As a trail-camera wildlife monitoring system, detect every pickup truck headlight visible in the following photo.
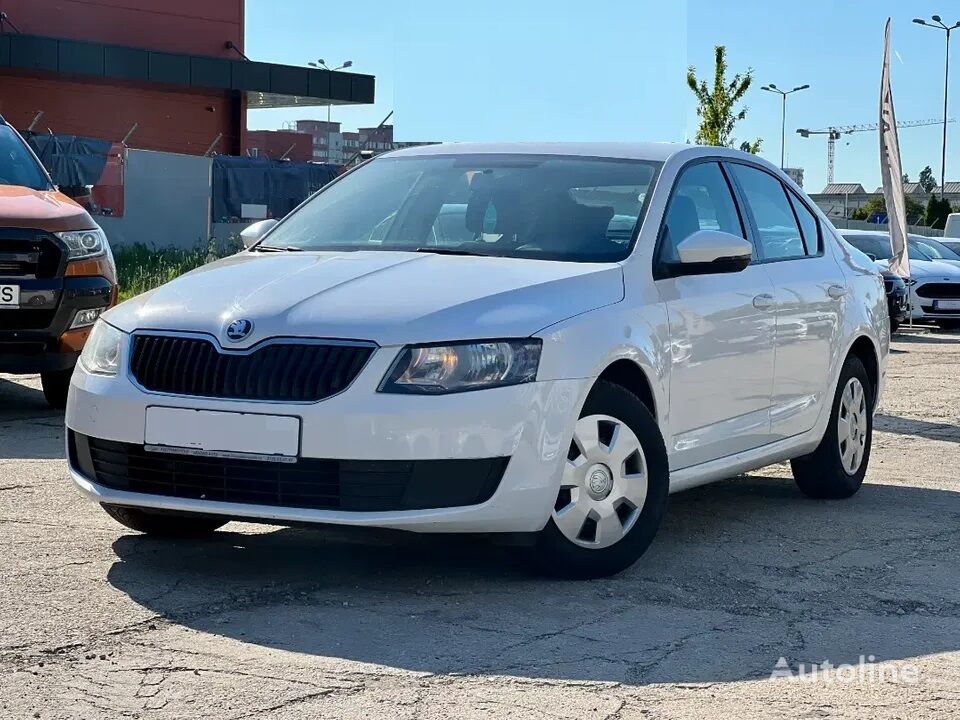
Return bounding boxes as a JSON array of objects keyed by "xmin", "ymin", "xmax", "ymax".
[
  {"xmin": 380, "ymin": 339, "xmax": 541, "ymax": 394},
  {"xmin": 79, "ymin": 320, "xmax": 124, "ymax": 376},
  {"xmin": 55, "ymin": 228, "xmax": 108, "ymax": 261}
]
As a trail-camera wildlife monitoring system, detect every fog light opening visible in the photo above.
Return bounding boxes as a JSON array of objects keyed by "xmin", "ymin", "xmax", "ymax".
[{"xmin": 70, "ymin": 307, "xmax": 104, "ymax": 330}]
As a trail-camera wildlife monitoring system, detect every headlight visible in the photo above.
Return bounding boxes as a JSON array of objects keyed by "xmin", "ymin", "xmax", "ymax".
[
  {"xmin": 380, "ymin": 339, "xmax": 541, "ymax": 394},
  {"xmin": 79, "ymin": 320, "xmax": 124, "ymax": 376},
  {"xmin": 55, "ymin": 228, "xmax": 107, "ymax": 261}
]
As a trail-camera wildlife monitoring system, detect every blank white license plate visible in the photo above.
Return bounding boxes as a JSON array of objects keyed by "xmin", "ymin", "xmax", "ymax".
[
  {"xmin": 144, "ymin": 407, "xmax": 300, "ymax": 462},
  {"xmin": 934, "ymin": 299, "xmax": 960, "ymax": 310},
  {"xmin": 0, "ymin": 284, "xmax": 19, "ymax": 307}
]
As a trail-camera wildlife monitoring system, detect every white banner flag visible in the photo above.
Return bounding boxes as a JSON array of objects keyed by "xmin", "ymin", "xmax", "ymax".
[{"xmin": 880, "ymin": 18, "xmax": 910, "ymax": 278}]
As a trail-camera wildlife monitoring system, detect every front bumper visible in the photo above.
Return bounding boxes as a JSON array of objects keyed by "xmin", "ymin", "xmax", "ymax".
[
  {"xmin": 65, "ymin": 346, "xmax": 588, "ymax": 533},
  {"xmin": 0, "ymin": 275, "xmax": 113, "ymax": 374},
  {"xmin": 887, "ymin": 288, "xmax": 909, "ymax": 323},
  {"xmin": 909, "ymin": 281, "xmax": 960, "ymax": 320}
]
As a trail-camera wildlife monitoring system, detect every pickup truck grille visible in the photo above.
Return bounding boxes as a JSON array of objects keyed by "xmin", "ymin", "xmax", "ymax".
[
  {"xmin": 0, "ymin": 231, "xmax": 63, "ymax": 279},
  {"xmin": 130, "ymin": 334, "xmax": 375, "ymax": 402},
  {"xmin": 0, "ymin": 309, "xmax": 56, "ymax": 331}
]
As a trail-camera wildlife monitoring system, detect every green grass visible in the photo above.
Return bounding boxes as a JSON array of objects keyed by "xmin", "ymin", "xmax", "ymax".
[{"xmin": 115, "ymin": 237, "xmax": 243, "ymax": 302}]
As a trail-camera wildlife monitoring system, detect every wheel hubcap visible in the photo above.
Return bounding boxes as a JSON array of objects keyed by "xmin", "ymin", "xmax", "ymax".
[
  {"xmin": 837, "ymin": 377, "xmax": 868, "ymax": 475},
  {"xmin": 553, "ymin": 414, "xmax": 648, "ymax": 549}
]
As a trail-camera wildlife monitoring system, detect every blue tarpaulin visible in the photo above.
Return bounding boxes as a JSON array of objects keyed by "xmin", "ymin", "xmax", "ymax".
[
  {"xmin": 212, "ymin": 156, "xmax": 340, "ymax": 222},
  {"xmin": 23, "ymin": 132, "xmax": 111, "ymax": 188}
]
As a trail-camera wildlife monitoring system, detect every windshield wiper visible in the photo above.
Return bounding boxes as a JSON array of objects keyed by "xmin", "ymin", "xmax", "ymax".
[
  {"xmin": 414, "ymin": 246, "xmax": 494, "ymax": 257},
  {"xmin": 254, "ymin": 245, "xmax": 303, "ymax": 253}
]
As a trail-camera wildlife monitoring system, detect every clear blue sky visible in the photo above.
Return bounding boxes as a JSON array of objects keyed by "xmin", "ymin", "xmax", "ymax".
[{"xmin": 247, "ymin": 0, "xmax": 956, "ymax": 192}]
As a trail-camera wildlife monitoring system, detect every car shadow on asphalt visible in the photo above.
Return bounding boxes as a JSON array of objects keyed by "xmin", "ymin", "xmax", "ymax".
[
  {"xmin": 876, "ymin": 414, "xmax": 960, "ymax": 444},
  {"xmin": 893, "ymin": 331, "xmax": 960, "ymax": 345},
  {"xmin": 0, "ymin": 376, "xmax": 65, "ymax": 460},
  {"xmin": 105, "ymin": 474, "xmax": 960, "ymax": 685}
]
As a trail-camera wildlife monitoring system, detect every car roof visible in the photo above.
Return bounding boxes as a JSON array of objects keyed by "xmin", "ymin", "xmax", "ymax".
[{"xmin": 386, "ymin": 141, "xmax": 751, "ymax": 164}]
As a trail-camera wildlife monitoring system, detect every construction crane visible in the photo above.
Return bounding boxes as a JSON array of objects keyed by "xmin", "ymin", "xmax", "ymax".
[{"xmin": 796, "ymin": 118, "xmax": 956, "ymax": 184}]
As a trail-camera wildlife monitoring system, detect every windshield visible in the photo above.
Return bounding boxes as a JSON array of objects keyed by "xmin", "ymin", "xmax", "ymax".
[
  {"xmin": 909, "ymin": 236, "xmax": 960, "ymax": 261},
  {"xmin": 258, "ymin": 154, "xmax": 661, "ymax": 262},
  {"xmin": 841, "ymin": 233, "xmax": 895, "ymax": 260},
  {"xmin": 0, "ymin": 125, "xmax": 51, "ymax": 191}
]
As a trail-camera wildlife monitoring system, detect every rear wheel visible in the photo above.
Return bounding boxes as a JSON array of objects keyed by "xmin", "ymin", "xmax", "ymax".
[
  {"xmin": 530, "ymin": 380, "xmax": 669, "ymax": 579},
  {"xmin": 101, "ymin": 504, "xmax": 227, "ymax": 537},
  {"xmin": 41, "ymin": 367, "xmax": 74, "ymax": 409},
  {"xmin": 791, "ymin": 355, "xmax": 873, "ymax": 499}
]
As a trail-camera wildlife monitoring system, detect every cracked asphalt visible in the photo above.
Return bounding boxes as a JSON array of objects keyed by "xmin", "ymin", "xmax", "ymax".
[{"xmin": 1, "ymin": 331, "xmax": 959, "ymax": 719}]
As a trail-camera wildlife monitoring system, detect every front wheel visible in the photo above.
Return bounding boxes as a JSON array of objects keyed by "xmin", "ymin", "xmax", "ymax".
[
  {"xmin": 529, "ymin": 381, "xmax": 669, "ymax": 579},
  {"xmin": 41, "ymin": 367, "xmax": 74, "ymax": 409},
  {"xmin": 791, "ymin": 355, "xmax": 873, "ymax": 499},
  {"xmin": 101, "ymin": 504, "xmax": 228, "ymax": 537}
]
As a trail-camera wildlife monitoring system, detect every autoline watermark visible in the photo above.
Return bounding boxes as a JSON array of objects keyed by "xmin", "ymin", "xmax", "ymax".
[{"xmin": 770, "ymin": 656, "xmax": 920, "ymax": 684}]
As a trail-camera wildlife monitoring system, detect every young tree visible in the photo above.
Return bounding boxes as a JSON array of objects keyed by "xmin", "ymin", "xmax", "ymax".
[
  {"xmin": 924, "ymin": 194, "xmax": 953, "ymax": 229},
  {"xmin": 918, "ymin": 165, "xmax": 937, "ymax": 194},
  {"xmin": 687, "ymin": 46, "xmax": 763, "ymax": 151},
  {"xmin": 852, "ymin": 195, "xmax": 925, "ymax": 224}
]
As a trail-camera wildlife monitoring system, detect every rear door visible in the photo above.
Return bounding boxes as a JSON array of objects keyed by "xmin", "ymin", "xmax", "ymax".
[
  {"xmin": 726, "ymin": 162, "xmax": 846, "ymax": 440},
  {"xmin": 655, "ymin": 160, "xmax": 777, "ymax": 470}
]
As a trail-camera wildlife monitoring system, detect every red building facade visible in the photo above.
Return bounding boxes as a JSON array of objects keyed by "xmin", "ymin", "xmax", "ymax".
[{"xmin": 0, "ymin": 0, "xmax": 374, "ymax": 156}]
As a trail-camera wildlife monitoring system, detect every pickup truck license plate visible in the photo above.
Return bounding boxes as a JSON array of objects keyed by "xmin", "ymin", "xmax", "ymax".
[
  {"xmin": 144, "ymin": 407, "xmax": 301, "ymax": 462},
  {"xmin": 0, "ymin": 285, "xmax": 20, "ymax": 308}
]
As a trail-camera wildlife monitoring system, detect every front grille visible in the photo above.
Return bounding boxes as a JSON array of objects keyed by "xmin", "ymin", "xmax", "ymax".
[
  {"xmin": 0, "ymin": 309, "xmax": 56, "ymax": 331},
  {"xmin": 0, "ymin": 232, "xmax": 63, "ymax": 279},
  {"xmin": 72, "ymin": 433, "xmax": 508, "ymax": 512},
  {"xmin": 914, "ymin": 282, "xmax": 960, "ymax": 299},
  {"xmin": 130, "ymin": 335, "xmax": 375, "ymax": 402}
]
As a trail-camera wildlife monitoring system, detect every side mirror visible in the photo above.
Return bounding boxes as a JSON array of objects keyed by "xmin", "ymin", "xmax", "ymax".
[
  {"xmin": 240, "ymin": 219, "xmax": 278, "ymax": 248},
  {"xmin": 663, "ymin": 230, "xmax": 753, "ymax": 278}
]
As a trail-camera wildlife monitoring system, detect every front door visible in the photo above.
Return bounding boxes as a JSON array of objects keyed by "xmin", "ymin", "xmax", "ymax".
[{"xmin": 655, "ymin": 161, "xmax": 777, "ymax": 471}]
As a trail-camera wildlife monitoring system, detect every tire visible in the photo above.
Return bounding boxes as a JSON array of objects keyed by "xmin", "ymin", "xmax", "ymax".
[
  {"xmin": 41, "ymin": 367, "xmax": 74, "ymax": 409},
  {"xmin": 529, "ymin": 380, "xmax": 669, "ymax": 579},
  {"xmin": 101, "ymin": 504, "xmax": 227, "ymax": 537},
  {"xmin": 791, "ymin": 355, "xmax": 873, "ymax": 499}
]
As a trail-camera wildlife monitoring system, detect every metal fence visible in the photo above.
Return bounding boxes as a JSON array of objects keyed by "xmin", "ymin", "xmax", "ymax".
[{"xmin": 829, "ymin": 217, "xmax": 944, "ymax": 237}]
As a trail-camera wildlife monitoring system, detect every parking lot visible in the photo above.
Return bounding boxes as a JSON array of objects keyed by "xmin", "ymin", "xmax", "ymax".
[{"xmin": 0, "ymin": 332, "xmax": 958, "ymax": 719}]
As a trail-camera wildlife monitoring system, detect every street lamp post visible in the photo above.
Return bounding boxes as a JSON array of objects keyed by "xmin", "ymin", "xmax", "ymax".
[
  {"xmin": 914, "ymin": 16, "xmax": 960, "ymax": 198},
  {"xmin": 761, "ymin": 83, "xmax": 810, "ymax": 169},
  {"xmin": 307, "ymin": 59, "xmax": 354, "ymax": 123}
]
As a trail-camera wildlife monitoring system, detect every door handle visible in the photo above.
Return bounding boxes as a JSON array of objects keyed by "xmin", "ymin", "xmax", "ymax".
[
  {"xmin": 752, "ymin": 293, "xmax": 775, "ymax": 311},
  {"xmin": 827, "ymin": 284, "xmax": 847, "ymax": 300}
]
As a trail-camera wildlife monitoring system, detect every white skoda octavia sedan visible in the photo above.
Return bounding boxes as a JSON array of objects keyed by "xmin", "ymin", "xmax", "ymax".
[{"xmin": 66, "ymin": 143, "xmax": 888, "ymax": 578}]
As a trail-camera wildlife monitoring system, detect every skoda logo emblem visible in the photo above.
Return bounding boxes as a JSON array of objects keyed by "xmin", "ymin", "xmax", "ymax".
[{"xmin": 225, "ymin": 318, "xmax": 254, "ymax": 342}]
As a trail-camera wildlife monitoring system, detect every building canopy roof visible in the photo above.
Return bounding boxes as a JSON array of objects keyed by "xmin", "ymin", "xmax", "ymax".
[
  {"xmin": 0, "ymin": 34, "xmax": 374, "ymax": 109},
  {"xmin": 821, "ymin": 183, "xmax": 866, "ymax": 194}
]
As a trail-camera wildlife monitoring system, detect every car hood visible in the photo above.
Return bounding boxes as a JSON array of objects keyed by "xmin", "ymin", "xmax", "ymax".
[
  {"xmin": 105, "ymin": 251, "xmax": 625, "ymax": 347},
  {"xmin": 874, "ymin": 257, "xmax": 960, "ymax": 280},
  {"xmin": 0, "ymin": 185, "xmax": 94, "ymax": 232}
]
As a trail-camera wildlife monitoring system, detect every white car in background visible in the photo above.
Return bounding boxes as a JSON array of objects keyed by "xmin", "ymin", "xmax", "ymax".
[
  {"xmin": 840, "ymin": 229, "xmax": 960, "ymax": 329},
  {"xmin": 66, "ymin": 143, "xmax": 888, "ymax": 578}
]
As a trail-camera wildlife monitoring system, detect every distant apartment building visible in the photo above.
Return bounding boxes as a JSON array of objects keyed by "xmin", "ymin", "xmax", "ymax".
[
  {"xmin": 246, "ymin": 130, "xmax": 313, "ymax": 162},
  {"xmin": 293, "ymin": 120, "xmax": 438, "ymax": 163},
  {"xmin": 783, "ymin": 167, "xmax": 804, "ymax": 188}
]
